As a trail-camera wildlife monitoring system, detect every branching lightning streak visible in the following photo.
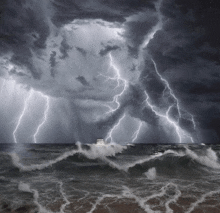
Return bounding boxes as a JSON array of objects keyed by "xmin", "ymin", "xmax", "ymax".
[
  {"xmin": 152, "ymin": 59, "xmax": 196, "ymax": 132},
  {"xmin": 151, "ymin": 59, "xmax": 182, "ymax": 117},
  {"xmin": 105, "ymin": 114, "xmax": 126, "ymax": 143},
  {"xmin": 13, "ymin": 90, "xmax": 33, "ymax": 143},
  {"xmin": 102, "ymin": 53, "xmax": 128, "ymax": 114},
  {"xmin": 33, "ymin": 92, "xmax": 50, "ymax": 143},
  {"xmin": 152, "ymin": 59, "xmax": 197, "ymax": 129},
  {"xmin": 141, "ymin": 0, "xmax": 162, "ymax": 49},
  {"xmin": 132, "ymin": 121, "xmax": 143, "ymax": 142},
  {"xmin": 144, "ymin": 91, "xmax": 194, "ymax": 143}
]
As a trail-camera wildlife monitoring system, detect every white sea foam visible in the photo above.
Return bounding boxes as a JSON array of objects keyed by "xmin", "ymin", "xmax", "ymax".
[
  {"xmin": 164, "ymin": 183, "xmax": 181, "ymax": 213},
  {"xmin": 58, "ymin": 181, "xmax": 70, "ymax": 213},
  {"xmin": 87, "ymin": 193, "xmax": 121, "ymax": 213},
  {"xmin": 185, "ymin": 147, "xmax": 220, "ymax": 169},
  {"xmin": 18, "ymin": 182, "xmax": 51, "ymax": 213},
  {"xmin": 10, "ymin": 142, "xmax": 127, "ymax": 172},
  {"xmin": 186, "ymin": 189, "xmax": 220, "ymax": 213},
  {"xmin": 145, "ymin": 167, "xmax": 157, "ymax": 180},
  {"xmin": 124, "ymin": 149, "xmax": 185, "ymax": 172},
  {"xmin": 10, "ymin": 142, "xmax": 220, "ymax": 175}
]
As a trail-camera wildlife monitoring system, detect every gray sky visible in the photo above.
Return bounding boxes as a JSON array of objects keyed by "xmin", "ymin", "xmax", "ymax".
[{"xmin": 0, "ymin": 0, "xmax": 220, "ymax": 144}]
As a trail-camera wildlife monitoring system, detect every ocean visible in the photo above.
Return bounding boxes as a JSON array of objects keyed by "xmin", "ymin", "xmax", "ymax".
[{"xmin": 0, "ymin": 143, "xmax": 220, "ymax": 213}]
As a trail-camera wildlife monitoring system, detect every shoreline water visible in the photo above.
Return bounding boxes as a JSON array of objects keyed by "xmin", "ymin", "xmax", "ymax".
[{"xmin": 1, "ymin": 143, "xmax": 220, "ymax": 213}]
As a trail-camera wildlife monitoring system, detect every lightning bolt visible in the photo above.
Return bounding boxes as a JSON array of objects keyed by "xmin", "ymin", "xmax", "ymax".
[
  {"xmin": 101, "ymin": 53, "xmax": 128, "ymax": 114},
  {"xmin": 132, "ymin": 121, "xmax": 143, "ymax": 143},
  {"xmin": 144, "ymin": 91, "xmax": 194, "ymax": 143},
  {"xmin": 141, "ymin": 0, "xmax": 163, "ymax": 49},
  {"xmin": 151, "ymin": 59, "xmax": 196, "ymax": 130},
  {"xmin": 105, "ymin": 114, "xmax": 126, "ymax": 143},
  {"xmin": 13, "ymin": 90, "xmax": 33, "ymax": 143},
  {"xmin": 151, "ymin": 59, "xmax": 182, "ymax": 117},
  {"xmin": 33, "ymin": 92, "xmax": 50, "ymax": 143},
  {"xmin": 190, "ymin": 114, "xmax": 196, "ymax": 130}
]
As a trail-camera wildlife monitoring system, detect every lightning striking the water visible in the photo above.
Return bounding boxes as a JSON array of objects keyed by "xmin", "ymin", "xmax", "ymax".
[
  {"xmin": 13, "ymin": 90, "xmax": 33, "ymax": 143},
  {"xmin": 33, "ymin": 92, "xmax": 50, "ymax": 143},
  {"xmin": 144, "ymin": 91, "xmax": 194, "ymax": 143},
  {"xmin": 105, "ymin": 114, "xmax": 126, "ymax": 143},
  {"xmin": 132, "ymin": 121, "xmax": 143, "ymax": 143}
]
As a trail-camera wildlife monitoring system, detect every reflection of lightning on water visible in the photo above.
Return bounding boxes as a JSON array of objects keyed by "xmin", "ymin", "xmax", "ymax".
[
  {"xmin": 105, "ymin": 114, "xmax": 125, "ymax": 143},
  {"xmin": 33, "ymin": 92, "xmax": 50, "ymax": 143},
  {"xmin": 13, "ymin": 90, "xmax": 33, "ymax": 143},
  {"xmin": 144, "ymin": 91, "xmax": 194, "ymax": 143},
  {"xmin": 132, "ymin": 121, "xmax": 143, "ymax": 142}
]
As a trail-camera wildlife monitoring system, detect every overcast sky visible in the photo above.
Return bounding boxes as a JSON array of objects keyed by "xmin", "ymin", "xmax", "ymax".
[{"xmin": 0, "ymin": 0, "xmax": 220, "ymax": 144}]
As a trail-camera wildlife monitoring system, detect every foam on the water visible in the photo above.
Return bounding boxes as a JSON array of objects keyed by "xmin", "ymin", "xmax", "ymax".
[
  {"xmin": 10, "ymin": 142, "xmax": 127, "ymax": 172},
  {"xmin": 145, "ymin": 167, "xmax": 157, "ymax": 180}
]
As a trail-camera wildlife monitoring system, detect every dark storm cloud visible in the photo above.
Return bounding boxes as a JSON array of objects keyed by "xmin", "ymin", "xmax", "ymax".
[
  {"xmin": 123, "ymin": 14, "xmax": 158, "ymax": 56},
  {"xmin": 99, "ymin": 45, "xmax": 120, "ymax": 56},
  {"xmin": 59, "ymin": 37, "xmax": 72, "ymax": 59},
  {"xmin": 0, "ymin": 0, "xmax": 50, "ymax": 79},
  {"xmin": 76, "ymin": 76, "xmax": 90, "ymax": 87},
  {"xmin": 145, "ymin": 0, "xmax": 220, "ymax": 142},
  {"xmin": 51, "ymin": 0, "xmax": 156, "ymax": 27}
]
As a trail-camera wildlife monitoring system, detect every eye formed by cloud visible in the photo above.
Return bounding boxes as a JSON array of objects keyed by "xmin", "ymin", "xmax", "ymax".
[
  {"xmin": 76, "ymin": 75, "xmax": 90, "ymax": 87},
  {"xmin": 75, "ymin": 47, "xmax": 87, "ymax": 56},
  {"xmin": 99, "ymin": 45, "xmax": 120, "ymax": 56},
  {"xmin": 9, "ymin": 68, "xmax": 29, "ymax": 77}
]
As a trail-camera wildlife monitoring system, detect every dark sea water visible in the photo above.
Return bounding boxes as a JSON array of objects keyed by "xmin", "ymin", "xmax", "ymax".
[{"xmin": 1, "ymin": 143, "xmax": 220, "ymax": 213}]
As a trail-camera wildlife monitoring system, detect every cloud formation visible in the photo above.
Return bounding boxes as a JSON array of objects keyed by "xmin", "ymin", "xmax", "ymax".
[{"xmin": 0, "ymin": 0, "xmax": 220, "ymax": 144}]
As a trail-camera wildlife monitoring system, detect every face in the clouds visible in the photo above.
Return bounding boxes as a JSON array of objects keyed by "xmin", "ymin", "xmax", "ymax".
[{"xmin": 27, "ymin": 20, "xmax": 139, "ymax": 121}]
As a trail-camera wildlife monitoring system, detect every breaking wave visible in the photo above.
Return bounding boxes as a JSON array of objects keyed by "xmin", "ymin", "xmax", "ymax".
[{"xmin": 9, "ymin": 143, "xmax": 220, "ymax": 176}]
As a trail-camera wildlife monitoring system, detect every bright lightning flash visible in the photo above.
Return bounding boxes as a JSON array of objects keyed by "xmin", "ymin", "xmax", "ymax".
[
  {"xmin": 33, "ymin": 92, "xmax": 50, "ymax": 143},
  {"xmin": 105, "ymin": 114, "xmax": 126, "ymax": 143},
  {"xmin": 101, "ymin": 53, "xmax": 128, "ymax": 114},
  {"xmin": 144, "ymin": 91, "xmax": 194, "ymax": 143},
  {"xmin": 13, "ymin": 90, "xmax": 33, "ymax": 143},
  {"xmin": 151, "ymin": 59, "xmax": 182, "ymax": 117},
  {"xmin": 132, "ymin": 121, "xmax": 143, "ymax": 143},
  {"xmin": 151, "ymin": 59, "xmax": 196, "ymax": 129}
]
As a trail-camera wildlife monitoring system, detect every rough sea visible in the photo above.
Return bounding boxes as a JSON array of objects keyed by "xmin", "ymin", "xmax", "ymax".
[{"xmin": 1, "ymin": 142, "xmax": 220, "ymax": 213}]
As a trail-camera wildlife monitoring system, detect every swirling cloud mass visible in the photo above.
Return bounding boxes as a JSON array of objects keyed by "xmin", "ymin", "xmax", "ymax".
[{"xmin": 0, "ymin": 0, "xmax": 220, "ymax": 144}]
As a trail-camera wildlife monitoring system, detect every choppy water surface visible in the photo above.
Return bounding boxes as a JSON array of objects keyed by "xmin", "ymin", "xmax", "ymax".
[{"xmin": 1, "ymin": 143, "xmax": 220, "ymax": 213}]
